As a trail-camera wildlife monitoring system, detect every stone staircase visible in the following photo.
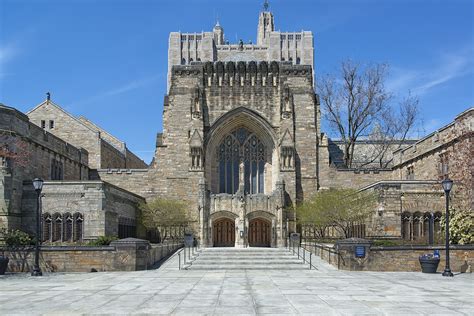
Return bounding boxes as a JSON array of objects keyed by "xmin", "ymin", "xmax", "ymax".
[{"xmin": 187, "ymin": 247, "xmax": 308, "ymax": 270}]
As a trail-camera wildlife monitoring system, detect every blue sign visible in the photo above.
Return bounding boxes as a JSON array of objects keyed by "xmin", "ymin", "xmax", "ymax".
[
  {"xmin": 355, "ymin": 246, "xmax": 366, "ymax": 258},
  {"xmin": 434, "ymin": 249, "xmax": 440, "ymax": 258}
]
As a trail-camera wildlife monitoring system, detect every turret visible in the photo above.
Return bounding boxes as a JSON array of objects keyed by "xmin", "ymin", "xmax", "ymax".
[
  {"xmin": 257, "ymin": 1, "xmax": 274, "ymax": 45},
  {"xmin": 213, "ymin": 20, "xmax": 224, "ymax": 45}
]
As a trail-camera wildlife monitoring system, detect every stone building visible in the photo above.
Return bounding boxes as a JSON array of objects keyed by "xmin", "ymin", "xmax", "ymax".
[
  {"xmin": 0, "ymin": 103, "xmax": 144, "ymax": 241},
  {"xmin": 1, "ymin": 4, "xmax": 472, "ymax": 247},
  {"xmin": 28, "ymin": 99, "xmax": 147, "ymax": 170}
]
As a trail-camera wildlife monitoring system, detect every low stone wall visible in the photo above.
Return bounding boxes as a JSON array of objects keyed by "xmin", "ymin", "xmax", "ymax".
[
  {"xmin": 307, "ymin": 241, "xmax": 473, "ymax": 273},
  {"xmin": 1, "ymin": 238, "xmax": 182, "ymax": 273}
]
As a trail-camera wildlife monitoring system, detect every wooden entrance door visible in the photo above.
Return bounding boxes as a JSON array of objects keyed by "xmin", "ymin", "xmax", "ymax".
[
  {"xmin": 213, "ymin": 218, "xmax": 235, "ymax": 247},
  {"xmin": 248, "ymin": 218, "xmax": 271, "ymax": 247}
]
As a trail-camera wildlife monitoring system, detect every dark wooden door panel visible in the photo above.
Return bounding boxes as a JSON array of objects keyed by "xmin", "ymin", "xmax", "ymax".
[
  {"xmin": 248, "ymin": 218, "xmax": 271, "ymax": 247},
  {"xmin": 213, "ymin": 218, "xmax": 235, "ymax": 247}
]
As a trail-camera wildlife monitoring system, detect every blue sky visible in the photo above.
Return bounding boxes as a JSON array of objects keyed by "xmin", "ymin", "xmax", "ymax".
[{"xmin": 1, "ymin": 0, "xmax": 473, "ymax": 164}]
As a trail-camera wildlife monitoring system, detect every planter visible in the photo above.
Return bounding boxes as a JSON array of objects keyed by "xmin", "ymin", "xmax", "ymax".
[
  {"xmin": 0, "ymin": 256, "xmax": 9, "ymax": 275},
  {"xmin": 419, "ymin": 257, "xmax": 440, "ymax": 273}
]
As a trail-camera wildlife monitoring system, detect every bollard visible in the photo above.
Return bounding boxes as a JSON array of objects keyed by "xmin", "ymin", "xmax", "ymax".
[
  {"xmin": 310, "ymin": 253, "xmax": 312, "ymax": 270},
  {"xmin": 178, "ymin": 252, "xmax": 181, "ymax": 270}
]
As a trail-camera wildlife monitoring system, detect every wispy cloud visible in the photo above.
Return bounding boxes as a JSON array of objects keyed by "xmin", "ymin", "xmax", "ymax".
[
  {"xmin": 70, "ymin": 74, "xmax": 163, "ymax": 107},
  {"xmin": 387, "ymin": 46, "xmax": 474, "ymax": 96},
  {"xmin": 0, "ymin": 41, "xmax": 19, "ymax": 79}
]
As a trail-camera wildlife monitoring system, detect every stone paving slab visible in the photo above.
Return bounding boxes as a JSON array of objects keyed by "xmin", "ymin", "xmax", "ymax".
[{"xmin": 0, "ymin": 252, "xmax": 473, "ymax": 315}]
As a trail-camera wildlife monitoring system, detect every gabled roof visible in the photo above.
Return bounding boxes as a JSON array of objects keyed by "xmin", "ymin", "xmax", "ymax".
[{"xmin": 27, "ymin": 99, "xmax": 97, "ymax": 134}]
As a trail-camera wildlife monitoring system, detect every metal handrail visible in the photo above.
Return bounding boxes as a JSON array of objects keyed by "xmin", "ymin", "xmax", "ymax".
[
  {"xmin": 289, "ymin": 239, "xmax": 318, "ymax": 270},
  {"xmin": 178, "ymin": 239, "xmax": 202, "ymax": 270}
]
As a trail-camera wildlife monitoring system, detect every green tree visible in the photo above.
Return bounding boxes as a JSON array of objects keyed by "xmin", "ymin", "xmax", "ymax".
[
  {"xmin": 139, "ymin": 198, "xmax": 190, "ymax": 241},
  {"xmin": 298, "ymin": 189, "xmax": 376, "ymax": 239}
]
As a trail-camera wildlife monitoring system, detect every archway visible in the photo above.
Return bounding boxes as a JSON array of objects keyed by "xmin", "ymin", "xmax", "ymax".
[
  {"xmin": 213, "ymin": 218, "xmax": 235, "ymax": 247},
  {"xmin": 248, "ymin": 217, "xmax": 271, "ymax": 247},
  {"xmin": 205, "ymin": 107, "xmax": 277, "ymax": 194}
]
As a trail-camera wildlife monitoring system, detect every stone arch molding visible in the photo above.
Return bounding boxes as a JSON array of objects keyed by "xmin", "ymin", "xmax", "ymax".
[
  {"xmin": 205, "ymin": 107, "xmax": 278, "ymax": 193},
  {"xmin": 210, "ymin": 210, "xmax": 239, "ymax": 222},
  {"xmin": 246, "ymin": 210, "xmax": 275, "ymax": 221}
]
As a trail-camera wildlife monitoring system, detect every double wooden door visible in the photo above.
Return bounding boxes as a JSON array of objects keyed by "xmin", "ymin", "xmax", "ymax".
[
  {"xmin": 248, "ymin": 218, "xmax": 271, "ymax": 247},
  {"xmin": 213, "ymin": 218, "xmax": 235, "ymax": 247}
]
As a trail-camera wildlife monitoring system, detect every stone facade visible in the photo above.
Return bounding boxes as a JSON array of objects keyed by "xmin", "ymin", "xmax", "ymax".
[
  {"xmin": 27, "ymin": 100, "xmax": 148, "ymax": 170},
  {"xmin": 0, "ymin": 104, "xmax": 88, "ymax": 230},
  {"xmin": 0, "ymin": 103, "xmax": 146, "ymax": 240},
  {"xmin": 2, "ymin": 239, "xmax": 181, "ymax": 272},
  {"xmin": 1, "ymin": 5, "xmax": 472, "ymax": 249},
  {"xmin": 20, "ymin": 181, "xmax": 145, "ymax": 240}
]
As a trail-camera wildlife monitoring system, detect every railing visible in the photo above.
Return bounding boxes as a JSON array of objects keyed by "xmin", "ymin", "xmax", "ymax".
[
  {"xmin": 177, "ymin": 239, "xmax": 202, "ymax": 270},
  {"xmin": 288, "ymin": 238, "xmax": 318, "ymax": 270},
  {"xmin": 299, "ymin": 240, "xmax": 345, "ymax": 269}
]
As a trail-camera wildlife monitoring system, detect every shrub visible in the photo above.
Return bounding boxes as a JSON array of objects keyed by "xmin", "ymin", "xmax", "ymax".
[
  {"xmin": 87, "ymin": 236, "xmax": 118, "ymax": 246},
  {"xmin": 441, "ymin": 208, "xmax": 474, "ymax": 245},
  {"xmin": 0, "ymin": 229, "xmax": 34, "ymax": 247}
]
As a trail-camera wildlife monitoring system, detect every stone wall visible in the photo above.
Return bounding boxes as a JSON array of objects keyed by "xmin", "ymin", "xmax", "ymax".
[
  {"xmin": 2, "ymin": 239, "xmax": 182, "ymax": 273},
  {"xmin": 360, "ymin": 180, "xmax": 444, "ymax": 238},
  {"xmin": 308, "ymin": 242, "xmax": 473, "ymax": 273},
  {"xmin": 27, "ymin": 100, "xmax": 102, "ymax": 168},
  {"xmin": 20, "ymin": 181, "xmax": 145, "ymax": 239},
  {"xmin": 0, "ymin": 104, "xmax": 88, "ymax": 231},
  {"xmin": 392, "ymin": 108, "xmax": 473, "ymax": 209},
  {"xmin": 27, "ymin": 100, "xmax": 148, "ymax": 170}
]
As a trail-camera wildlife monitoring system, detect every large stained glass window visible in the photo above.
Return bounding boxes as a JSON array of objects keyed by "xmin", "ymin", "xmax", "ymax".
[{"xmin": 218, "ymin": 127, "xmax": 266, "ymax": 194}]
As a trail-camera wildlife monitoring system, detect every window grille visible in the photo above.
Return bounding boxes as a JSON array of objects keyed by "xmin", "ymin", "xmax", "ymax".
[
  {"xmin": 217, "ymin": 127, "xmax": 266, "ymax": 194},
  {"xmin": 52, "ymin": 213, "xmax": 62, "ymax": 242}
]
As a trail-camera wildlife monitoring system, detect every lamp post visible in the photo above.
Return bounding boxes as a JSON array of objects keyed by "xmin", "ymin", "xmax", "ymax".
[
  {"xmin": 31, "ymin": 178, "xmax": 44, "ymax": 277},
  {"xmin": 441, "ymin": 178, "xmax": 454, "ymax": 277}
]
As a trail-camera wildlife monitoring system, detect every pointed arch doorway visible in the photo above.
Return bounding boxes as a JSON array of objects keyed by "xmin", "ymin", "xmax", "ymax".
[
  {"xmin": 213, "ymin": 218, "xmax": 235, "ymax": 247},
  {"xmin": 248, "ymin": 218, "xmax": 271, "ymax": 247}
]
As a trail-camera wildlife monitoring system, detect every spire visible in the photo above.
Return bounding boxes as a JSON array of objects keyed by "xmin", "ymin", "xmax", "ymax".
[{"xmin": 263, "ymin": 0, "xmax": 270, "ymax": 11}]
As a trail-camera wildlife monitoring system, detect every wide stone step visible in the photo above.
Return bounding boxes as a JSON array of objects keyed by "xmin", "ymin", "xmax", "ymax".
[
  {"xmin": 192, "ymin": 259, "xmax": 304, "ymax": 264},
  {"xmin": 188, "ymin": 264, "xmax": 307, "ymax": 270}
]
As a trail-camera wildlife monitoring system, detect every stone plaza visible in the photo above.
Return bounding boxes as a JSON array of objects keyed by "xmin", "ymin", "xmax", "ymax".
[{"xmin": 0, "ymin": 253, "xmax": 473, "ymax": 315}]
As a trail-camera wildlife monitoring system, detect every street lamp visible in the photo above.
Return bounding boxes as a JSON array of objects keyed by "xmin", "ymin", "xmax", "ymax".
[
  {"xmin": 441, "ymin": 178, "xmax": 454, "ymax": 277},
  {"xmin": 31, "ymin": 178, "xmax": 44, "ymax": 277}
]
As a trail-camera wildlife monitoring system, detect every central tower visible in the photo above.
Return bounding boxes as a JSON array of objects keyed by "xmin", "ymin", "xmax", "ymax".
[{"xmin": 156, "ymin": 3, "xmax": 319, "ymax": 248}]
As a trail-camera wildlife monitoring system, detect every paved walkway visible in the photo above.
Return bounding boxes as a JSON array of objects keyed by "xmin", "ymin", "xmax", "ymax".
[{"xmin": 0, "ymin": 251, "xmax": 473, "ymax": 315}]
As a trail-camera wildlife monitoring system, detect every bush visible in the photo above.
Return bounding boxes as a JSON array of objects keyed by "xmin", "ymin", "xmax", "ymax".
[
  {"xmin": 0, "ymin": 229, "xmax": 34, "ymax": 247},
  {"xmin": 441, "ymin": 208, "xmax": 474, "ymax": 245},
  {"xmin": 87, "ymin": 236, "xmax": 118, "ymax": 246}
]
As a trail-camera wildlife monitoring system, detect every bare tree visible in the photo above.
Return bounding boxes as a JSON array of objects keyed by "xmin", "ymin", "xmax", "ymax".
[{"xmin": 319, "ymin": 60, "xmax": 419, "ymax": 168}]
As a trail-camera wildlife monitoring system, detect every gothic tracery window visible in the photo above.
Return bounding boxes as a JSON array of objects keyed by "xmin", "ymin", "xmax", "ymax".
[
  {"xmin": 74, "ymin": 213, "xmax": 84, "ymax": 241},
  {"xmin": 52, "ymin": 213, "xmax": 62, "ymax": 242},
  {"xmin": 43, "ymin": 213, "xmax": 52, "ymax": 242},
  {"xmin": 217, "ymin": 127, "xmax": 266, "ymax": 194},
  {"xmin": 63, "ymin": 213, "xmax": 73, "ymax": 242}
]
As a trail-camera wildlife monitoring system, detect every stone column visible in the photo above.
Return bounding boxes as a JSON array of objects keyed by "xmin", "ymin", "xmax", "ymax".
[
  {"xmin": 235, "ymin": 194, "xmax": 246, "ymax": 248},
  {"xmin": 276, "ymin": 179, "xmax": 286, "ymax": 247},
  {"xmin": 198, "ymin": 178, "xmax": 209, "ymax": 247}
]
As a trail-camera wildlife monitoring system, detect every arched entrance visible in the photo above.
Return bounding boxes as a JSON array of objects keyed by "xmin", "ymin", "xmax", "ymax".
[
  {"xmin": 213, "ymin": 218, "xmax": 235, "ymax": 247},
  {"xmin": 248, "ymin": 218, "xmax": 271, "ymax": 247}
]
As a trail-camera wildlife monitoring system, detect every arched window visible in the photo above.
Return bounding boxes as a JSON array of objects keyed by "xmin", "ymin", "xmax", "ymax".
[
  {"xmin": 281, "ymin": 57, "xmax": 285, "ymax": 61},
  {"xmin": 43, "ymin": 213, "xmax": 52, "ymax": 242},
  {"xmin": 288, "ymin": 57, "xmax": 293, "ymax": 63},
  {"xmin": 423, "ymin": 212, "xmax": 431, "ymax": 238},
  {"xmin": 434, "ymin": 212, "xmax": 442, "ymax": 234},
  {"xmin": 181, "ymin": 58, "xmax": 186, "ymax": 65},
  {"xmin": 63, "ymin": 213, "xmax": 73, "ymax": 242},
  {"xmin": 189, "ymin": 58, "xmax": 194, "ymax": 63},
  {"xmin": 401, "ymin": 212, "xmax": 411, "ymax": 240},
  {"xmin": 296, "ymin": 57, "xmax": 301, "ymax": 65},
  {"xmin": 74, "ymin": 213, "xmax": 83, "ymax": 241},
  {"xmin": 412, "ymin": 212, "xmax": 422, "ymax": 239},
  {"xmin": 217, "ymin": 127, "xmax": 266, "ymax": 194},
  {"xmin": 52, "ymin": 213, "xmax": 62, "ymax": 242}
]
